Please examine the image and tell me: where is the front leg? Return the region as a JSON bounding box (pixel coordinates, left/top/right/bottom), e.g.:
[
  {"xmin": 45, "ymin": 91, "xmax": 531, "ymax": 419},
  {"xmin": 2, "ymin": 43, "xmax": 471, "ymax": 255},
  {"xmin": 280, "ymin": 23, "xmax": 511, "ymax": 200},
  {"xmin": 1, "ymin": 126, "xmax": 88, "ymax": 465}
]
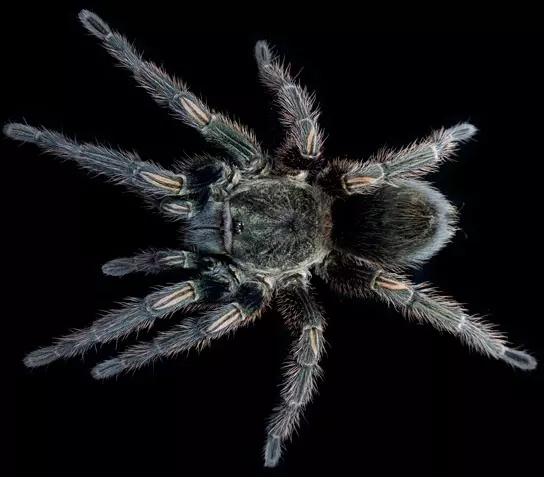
[
  {"xmin": 4, "ymin": 124, "xmax": 234, "ymax": 220},
  {"xmin": 79, "ymin": 10, "xmax": 266, "ymax": 171}
]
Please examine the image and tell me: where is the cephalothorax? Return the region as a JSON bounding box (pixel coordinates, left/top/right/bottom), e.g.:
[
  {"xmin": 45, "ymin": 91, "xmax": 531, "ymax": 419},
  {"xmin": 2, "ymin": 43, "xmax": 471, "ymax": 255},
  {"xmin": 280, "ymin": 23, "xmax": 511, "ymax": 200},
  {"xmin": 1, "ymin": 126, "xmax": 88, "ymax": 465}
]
[{"xmin": 8, "ymin": 10, "xmax": 536, "ymax": 467}]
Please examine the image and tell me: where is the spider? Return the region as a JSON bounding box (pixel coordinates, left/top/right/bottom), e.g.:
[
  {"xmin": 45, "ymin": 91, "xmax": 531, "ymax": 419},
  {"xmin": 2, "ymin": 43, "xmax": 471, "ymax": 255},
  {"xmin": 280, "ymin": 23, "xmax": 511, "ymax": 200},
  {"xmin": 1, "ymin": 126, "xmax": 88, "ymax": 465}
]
[{"xmin": 8, "ymin": 10, "xmax": 537, "ymax": 468}]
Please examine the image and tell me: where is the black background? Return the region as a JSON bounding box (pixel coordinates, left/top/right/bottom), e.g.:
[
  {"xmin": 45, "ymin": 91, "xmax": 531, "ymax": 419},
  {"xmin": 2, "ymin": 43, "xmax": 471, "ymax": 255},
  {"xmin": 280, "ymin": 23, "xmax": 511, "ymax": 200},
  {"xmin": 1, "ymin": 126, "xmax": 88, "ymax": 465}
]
[{"xmin": 7, "ymin": 4, "xmax": 543, "ymax": 476}]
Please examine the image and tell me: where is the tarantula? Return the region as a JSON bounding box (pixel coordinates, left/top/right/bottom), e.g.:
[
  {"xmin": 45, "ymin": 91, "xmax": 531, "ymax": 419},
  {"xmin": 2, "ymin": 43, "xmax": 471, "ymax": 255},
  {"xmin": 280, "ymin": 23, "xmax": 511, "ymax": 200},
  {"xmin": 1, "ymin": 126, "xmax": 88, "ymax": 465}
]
[{"xmin": 9, "ymin": 10, "xmax": 536, "ymax": 467}]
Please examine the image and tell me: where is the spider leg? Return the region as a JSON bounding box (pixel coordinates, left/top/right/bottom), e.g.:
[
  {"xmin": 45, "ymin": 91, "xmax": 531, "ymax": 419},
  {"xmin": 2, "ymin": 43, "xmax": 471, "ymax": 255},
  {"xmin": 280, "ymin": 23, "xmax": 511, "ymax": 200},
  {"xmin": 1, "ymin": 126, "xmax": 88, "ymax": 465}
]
[
  {"xmin": 264, "ymin": 275, "xmax": 326, "ymax": 467},
  {"xmin": 255, "ymin": 41, "xmax": 324, "ymax": 172},
  {"xmin": 3, "ymin": 123, "xmax": 227, "ymax": 219},
  {"xmin": 101, "ymin": 249, "xmax": 200, "ymax": 276},
  {"xmin": 23, "ymin": 259, "xmax": 239, "ymax": 368},
  {"xmin": 91, "ymin": 281, "xmax": 269, "ymax": 379},
  {"xmin": 78, "ymin": 10, "xmax": 265, "ymax": 171},
  {"xmin": 317, "ymin": 254, "xmax": 537, "ymax": 370},
  {"xmin": 317, "ymin": 123, "xmax": 477, "ymax": 195}
]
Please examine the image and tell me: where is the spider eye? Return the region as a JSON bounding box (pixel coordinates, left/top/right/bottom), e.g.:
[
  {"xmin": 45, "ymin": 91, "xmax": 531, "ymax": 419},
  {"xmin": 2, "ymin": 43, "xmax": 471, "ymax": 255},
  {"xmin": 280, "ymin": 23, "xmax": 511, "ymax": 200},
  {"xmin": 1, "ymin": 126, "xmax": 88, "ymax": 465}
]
[{"xmin": 233, "ymin": 220, "xmax": 244, "ymax": 235}]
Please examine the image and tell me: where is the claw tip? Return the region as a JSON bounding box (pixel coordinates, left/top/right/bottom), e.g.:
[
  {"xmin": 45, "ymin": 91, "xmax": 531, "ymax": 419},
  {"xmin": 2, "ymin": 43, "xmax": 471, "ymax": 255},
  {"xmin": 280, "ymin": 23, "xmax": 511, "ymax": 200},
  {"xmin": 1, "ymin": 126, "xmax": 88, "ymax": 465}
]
[
  {"xmin": 448, "ymin": 122, "xmax": 478, "ymax": 142},
  {"xmin": 91, "ymin": 359, "xmax": 124, "ymax": 379},
  {"xmin": 101, "ymin": 258, "xmax": 134, "ymax": 277},
  {"xmin": 78, "ymin": 9, "xmax": 111, "ymax": 39},
  {"xmin": 502, "ymin": 348, "xmax": 537, "ymax": 371},
  {"xmin": 264, "ymin": 436, "xmax": 282, "ymax": 467},
  {"xmin": 3, "ymin": 123, "xmax": 40, "ymax": 143},
  {"xmin": 23, "ymin": 346, "xmax": 61, "ymax": 368},
  {"xmin": 255, "ymin": 40, "xmax": 273, "ymax": 65},
  {"xmin": 3, "ymin": 123, "xmax": 13, "ymax": 137}
]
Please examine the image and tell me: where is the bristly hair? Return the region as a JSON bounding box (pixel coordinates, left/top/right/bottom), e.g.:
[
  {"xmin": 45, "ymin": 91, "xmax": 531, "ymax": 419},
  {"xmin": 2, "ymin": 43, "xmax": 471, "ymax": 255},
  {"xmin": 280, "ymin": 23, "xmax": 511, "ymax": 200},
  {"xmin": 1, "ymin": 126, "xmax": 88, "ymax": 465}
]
[
  {"xmin": 330, "ymin": 179, "xmax": 458, "ymax": 271},
  {"xmin": 8, "ymin": 10, "xmax": 536, "ymax": 470}
]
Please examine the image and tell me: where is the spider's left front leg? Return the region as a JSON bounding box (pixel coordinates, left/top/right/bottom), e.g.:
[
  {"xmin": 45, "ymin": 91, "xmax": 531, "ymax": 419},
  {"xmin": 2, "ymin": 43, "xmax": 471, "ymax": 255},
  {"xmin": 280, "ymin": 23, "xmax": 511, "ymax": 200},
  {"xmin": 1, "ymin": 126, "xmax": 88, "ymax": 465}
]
[
  {"xmin": 317, "ymin": 253, "xmax": 537, "ymax": 371},
  {"xmin": 3, "ymin": 125, "xmax": 242, "ymax": 257},
  {"xmin": 79, "ymin": 10, "xmax": 267, "ymax": 173},
  {"xmin": 255, "ymin": 41, "xmax": 325, "ymax": 174},
  {"xmin": 264, "ymin": 274, "xmax": 326, "ymax": 467},
  {"xmin": 3, "ymin": 123, "xmax": 233, "ymax": 220}
]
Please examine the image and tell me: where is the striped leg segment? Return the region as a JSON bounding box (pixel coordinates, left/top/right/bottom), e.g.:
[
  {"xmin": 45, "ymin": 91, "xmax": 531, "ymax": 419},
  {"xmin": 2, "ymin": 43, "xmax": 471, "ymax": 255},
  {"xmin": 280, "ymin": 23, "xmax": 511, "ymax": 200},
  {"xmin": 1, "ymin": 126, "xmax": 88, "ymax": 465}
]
[
  {"xmin": 91, "ymin": 281, "xmax": 269, "ymax": 379},
  {"xmin": 264, "ymin": 278, "xmax": 326, "ymax": 467},
  {"xmin": 23, "ymin": 271, "xmax": 238, "ymax": 368},
  {"xmin": 4, "ymin": 124, "xmax": 230, "ymax": 217},
  {"xmin": 78, "ymin": 10, "xmax": 265, "ymax": 170},
  {"xmin": 369, "ymin": 270, "xmax": 536, "ymax": 370},
  {"xmin": 3, "ymin": 123, "xmax": 184, "ymax": 199},
  {"xmin": 255, "ymin": 41, "xmax": 324, "ymax": 170},
  {"xmin": 317, "ymin": 123, "xmax": 477, "ymax": 195},
  {"xmin": 318, "ymin": 255, "xmax": 537, "ymax": 371},
  {"xmin": 102, "ymin": 249, "xmax": 200, "ymax": 276}
]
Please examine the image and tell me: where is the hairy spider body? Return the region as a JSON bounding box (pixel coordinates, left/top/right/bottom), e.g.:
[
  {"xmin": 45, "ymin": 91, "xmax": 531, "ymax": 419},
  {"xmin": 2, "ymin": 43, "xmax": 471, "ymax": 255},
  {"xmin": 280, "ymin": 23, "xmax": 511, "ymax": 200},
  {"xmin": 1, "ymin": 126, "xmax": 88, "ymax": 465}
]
[
  {"xmin": 8, "ymin": 10, "xmax": 536, "ymax": 468},
  {"xmin": 205, "ymin": 178, "xmax": 330, "ymax": 272},
  {"xmin": 332, "ymin": 179, "xmax": 457, "ymax": 269}
]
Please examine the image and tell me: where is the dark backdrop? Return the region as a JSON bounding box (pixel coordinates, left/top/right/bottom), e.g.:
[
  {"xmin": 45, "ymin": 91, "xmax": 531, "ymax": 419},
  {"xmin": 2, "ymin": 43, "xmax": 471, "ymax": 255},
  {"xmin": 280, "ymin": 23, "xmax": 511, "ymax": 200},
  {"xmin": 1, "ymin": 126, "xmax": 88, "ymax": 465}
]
[{"xmin": 6, "ymin": 5, "xmax": 543, "ymax": 477}]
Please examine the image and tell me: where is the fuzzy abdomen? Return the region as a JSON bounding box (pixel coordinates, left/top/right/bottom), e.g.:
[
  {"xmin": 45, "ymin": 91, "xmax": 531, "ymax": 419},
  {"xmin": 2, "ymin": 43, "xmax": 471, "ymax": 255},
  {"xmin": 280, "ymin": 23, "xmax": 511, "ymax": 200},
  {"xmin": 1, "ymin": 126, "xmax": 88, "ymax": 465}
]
[{"xmin": 331, "ymin": 180, "xmax": 457, "ymax": 269}]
